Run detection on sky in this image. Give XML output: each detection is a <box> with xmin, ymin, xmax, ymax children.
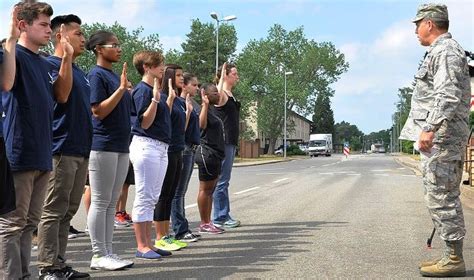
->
<box><xmin>0</xmin><ymin>0</ymin><xmax>472</xmax><ymax>133</ymax></box>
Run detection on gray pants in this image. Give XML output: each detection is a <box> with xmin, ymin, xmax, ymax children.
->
<box><xmin>422</xmin><ymin>151</ymin><xmax>466</xmax><ymax>241</ymax></box>
<box><xmin>0</xmin><ymin>170</ymin><xmax>50</xmax><ymax>279</ymax></box>
<box><xmin>87</xmin><ymin>151</ymin><xmax>129</xmax><ymax>256</ymax></box>
<box><xmin>37</xmin><ymin>155</ymin><xmax>88</xmax><ymax>270</ymax></box>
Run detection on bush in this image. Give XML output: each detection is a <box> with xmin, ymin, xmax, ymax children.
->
<box><xmin>287</xmin><ymin>144</ymin><xmax>306</xmax><ymax>156</ymax></box>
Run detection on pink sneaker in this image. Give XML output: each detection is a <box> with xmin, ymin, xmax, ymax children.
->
<box><xmin>199</xmin><ymin>223</ymin><xmax>225</xmax><ymax>234</ymax></box>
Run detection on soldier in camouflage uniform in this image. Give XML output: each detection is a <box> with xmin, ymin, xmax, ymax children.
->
<box><xmin>399</xmin><ymin>3</ymin><xmax>471</xmax><ymax>278</ymax></box>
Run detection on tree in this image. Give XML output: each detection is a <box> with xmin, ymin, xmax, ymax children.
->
<box><xmin>43</xmin><ymin>22</ymin><xmax>162</xmax><ymax>85</ymax></box>
<box><xmin>237</xmin><ymin>24</ymin><xmax>348</xmax><ymax>154</ymax></box>
<box><xmin>165</xmin><ymin>19</ymin><xmax>237</xmax><ymax>83</ymax></box>
<box><xmin>311</xmin><ymin>94</ymin><xmax>334</xmax><ymax>135</ymax></box>
<box><xmin>334</xmin><ymin>121</ymin><xmax>363</xmax><ymax>150</ymax></box>
<box><xmin>394</xmin><ymin>86</ymin><xmax>414</xmax><ymax>153</ymax></box>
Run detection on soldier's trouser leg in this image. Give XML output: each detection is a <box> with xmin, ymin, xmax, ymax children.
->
<box><xmin>419</xmin><ymin>154</ymin><xmax>466</xmax><ymax>277</ymax></box>
<box><xmin>421</xmin><ymin>155</ymin><xmax>465</xmax><ymax>241</ymax></box>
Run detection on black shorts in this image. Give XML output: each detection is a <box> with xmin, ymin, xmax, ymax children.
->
<box><xmin>124</xmin><ymin>160</ymin><xmax>135</xmax><ymax>185</ymax></box>
<box><xmin>195</xmin><ymin>146</ymin><xmax>222</xmax><ymax>181</ymax></box>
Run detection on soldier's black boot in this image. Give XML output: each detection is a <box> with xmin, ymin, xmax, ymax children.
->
<box><xmin>420</xmin><ymin>240</ymin><xmax>465</xmax><ymax>277</ymax></box>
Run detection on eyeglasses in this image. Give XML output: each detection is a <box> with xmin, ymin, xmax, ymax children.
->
<box><xmin>99</xmin><ymin>43</ymin><xmax>121</xmax><ymax>49</ymax></box>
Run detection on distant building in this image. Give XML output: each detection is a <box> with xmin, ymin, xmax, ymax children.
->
<box><xmin>244</xmin><ymin>104</ymin><xmax>312</xmax><ymax>154</ymax></box>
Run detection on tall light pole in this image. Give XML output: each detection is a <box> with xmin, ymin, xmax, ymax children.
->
<box><xmin>210</xmin><ymin>12</ymin><xmax>237</xmax><ymax>75</ymax></box>
<box><xmin>284</xmin><ymin>71</ymin><xmax>293</xmax><ymax>159</ymax></box>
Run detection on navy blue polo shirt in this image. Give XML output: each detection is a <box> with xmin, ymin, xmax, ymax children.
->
<box><xmin>2</xmin><ymin>44</ymin><xmax>54</xmax><ymax>171</ymax></box>
<box><xmin>131</xmin><ymin>81</ymin><xmax>171</xmax><ymax>143</ymax></box>
<box><xmin>48</xmin><ymin>56</ymin><xmax>92</xmax><ymax>158</ymax></box>
<box><xmin>88</xmin><ymin>65</ymin><xmax>131</xmax><ymax>153</ymax></box>
<box><xmin>169</xmin><ymin>94</ymin><xmax>186</xmax><ymax>152</ymax></box>
<box><xmin>180</xmin><ymin>97</ymin><xmax>200</xmax><ymax>145</ymax></box>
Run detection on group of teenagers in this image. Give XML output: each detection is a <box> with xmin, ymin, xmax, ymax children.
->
<box><xmin>0</xmin><ymin>2</ymin><xmax>242</xmax><ymax>279</ymax></box>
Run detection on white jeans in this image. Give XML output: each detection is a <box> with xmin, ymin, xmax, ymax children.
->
<box><xmin>87</xmin><ymin>151</ymin><xmax>129</xmax><ymax>256</ymax></box>
<box><xmin>129</xmin><ymin>136</ymin><xmax>168</xmax><ymax>223</ymax></box>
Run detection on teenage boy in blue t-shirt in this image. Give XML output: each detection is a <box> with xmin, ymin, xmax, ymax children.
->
<box><xmin>0</xmin><ymin>3</ymin><xmax>73</xmax><ymax>280</ymax></box>
<box><xmin>35</xmin><ymin>14</ymin><xmax>92</xmax><ymax>279</ymax></box>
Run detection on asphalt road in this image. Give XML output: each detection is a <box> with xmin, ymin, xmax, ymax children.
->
<box><xmin>31</xmin><ymin>154</ymin><xmax>474</xmax><ymax>279</ymax></box>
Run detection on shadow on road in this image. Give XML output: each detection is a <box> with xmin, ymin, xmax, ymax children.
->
<box><xmin>30</xmin><ymin>221</ymin><xmax>347</xmax><ymax>279</ymax></box>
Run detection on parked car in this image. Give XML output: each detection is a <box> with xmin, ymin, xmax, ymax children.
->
<box><xmin>274</xmin><ymin>144</ymin><xmax>288</xmax><ymax>155</ymax></box>
<box><xmin>298</xmin><ymin>144</ymin><xmax>309</xmax><ymax>155</ymax></box>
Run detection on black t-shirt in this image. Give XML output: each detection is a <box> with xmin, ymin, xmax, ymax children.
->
<box><xmin>200</xmin><ymin>106</ymin><xmax>225</xmax><ymax>159</ymax></box>
<box><xmin>215</xmin><ymin>93</ymin><xmax>240</xmax><ymax>146</ymax></box>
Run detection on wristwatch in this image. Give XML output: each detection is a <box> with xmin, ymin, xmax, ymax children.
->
<box><xmin>422</xmin><ymin>123</ymin><xmax>435</xmax><ymax>132</ymax></box>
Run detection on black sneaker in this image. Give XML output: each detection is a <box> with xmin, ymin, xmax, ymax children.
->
<box><xmin>177</xmin><ymin>232</ymin><xmax>199</xmax><ymax>242</ymax></box>
<box><xmin>39</xmin><ymin>269</ymin><xmax>66</xmax><ymax>280</ymax></box>
<box><xmin>61</xmin><ymin>266</ymin><xmax>90</xmax><ymax>279</ymax></box>
<box><xmin>68</xmin><ymin>226</ymin><xmax>86</xmax><ymax>239</ymax></box>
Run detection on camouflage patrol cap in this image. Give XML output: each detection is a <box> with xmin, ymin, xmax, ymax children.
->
<box><xmin>412</xmin><ymin>3</ymin><xmax>449</xmax><ymax>23</ymax></box>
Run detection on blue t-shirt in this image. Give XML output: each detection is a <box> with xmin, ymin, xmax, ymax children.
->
<box><xmin>131</xmin><ymin>81</ymin><xmax>171</xmax><ymax>143</ymax></box>
<box><xmin>169</xmin><ymin>93</ymin><xmax>186</xmax><ymax>152</ymax></box>
<box><xmin>181</xmin><ymin>97</ymin><xmax>200</xmax><ymax>145</ymax></box>
<box><xmin>88</xmin><ymin>65</ymin><xmax>131</xmax><ymax>153</ymax></box>
<box><xmin>48</xmin><ymin>56</ymin><xmax>93</xmax><ymax>158</ymax></box>
<box><xmin>0</xmin><ymin>48</ymin><xmax>3</xmax><ymax>138</ymax></box>
<box><xmin>2</xmin><ymin>44</ymin><xmax>54</xmax><ymax>171</ymax></box>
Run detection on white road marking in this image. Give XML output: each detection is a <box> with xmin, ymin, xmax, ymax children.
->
<box><xmin>273</xmin><ymin>178</ymin><xmax>289</xmax><ymax>183</ymax></box>
<box><xmin>253</xmin><ymin>168</ymin><xmax>285</xmax><ymax>172</ymax></box>
<box><xmin>375</xmin><ymin>174</ymin><xmax>389</xmax><ymax>176</ymax></box>
<box><xmin>397</xmin><ymin>167</ymin><xmax>406</xmax><ymax>170</ymax></box>
<box><xmin>347</xmin><ymin>173</ymin><xmax>361</xmax><ymax>176</ymax></box>
<box><xmin>371</xmin><ymin>169</ymin><xmax>391</xmax><ymax>172</ymax></box>
<box><xmin>184</xmin><ymin>203</ymin><xmax>197</xmax><ymax>209</ymax></box>
<box><xmin>256</xmin><ymin>172</ymin><xmax>285</xmax><ymax>175</ymax></box>
<box><xmin>319</xmin><ymin>172</ymin><xmax>334</xmax><ymax>175</ymax></box>
<box><xmin>234</xmin><ymin>187</ymin><xmax>260</xmax><ymax>195</ymax></box>
<box><xmin>402</xmin><ymin>175</ymin><xmax>416</xmax><ymax>177</ymax></box>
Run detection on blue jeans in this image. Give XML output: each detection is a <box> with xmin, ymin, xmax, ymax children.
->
<box><xmin>212</xmin><ymin>144</ymin><xmax>236</xmax><ymax>223</ymax></box>
<box><xmin>171</xmin><ymin>144</ymin><xmax>195</xmax><ymax>237</ymax></box>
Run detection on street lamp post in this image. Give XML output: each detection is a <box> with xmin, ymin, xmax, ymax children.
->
<box><xmin>284</xmin><ymin>71</ymin><xmax>293</xmax><ymax>159</ymax></box>
<box><xmin>210</xmin><ymin>12</ymin><xmax>237</xmax><ymax>75</ymax></box>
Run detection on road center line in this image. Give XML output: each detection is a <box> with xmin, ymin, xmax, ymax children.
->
<box><xmin>273</xmin><ymin>178</ymin><xmax>289</xmax><ymax>183</ymax></box>
<box><xmin>184</xmin><ymin>203</ymin><xmax>197</xmax><ymax>209</ymax></box>
<box><xmin>234</xmin><ymin>187</ymin><xmax>260</xmax><ymax>195</ymax></box>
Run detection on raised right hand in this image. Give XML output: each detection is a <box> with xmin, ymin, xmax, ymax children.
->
<box><xmin>9</xmin><ymin>6</ymin><xmax>20</xmax><ymax>40</ymax></box>
<box><xmin>168</xmin><ymin>78</ymin><xmax>176</xmax><ymax>99</ymax></box>
<box><xmin>119</xmin><ymin>62</ymin><xmax>128</xmax><ymax>91</ymax></box>
<box><xmin>201</xmin><ymin>89</ymin><xmax>209</xmax><ymax>106</ymax></box>
<box><xmin>152</xmin><ymin>77</ymin><xmax>160</xmax><ymax>102</ymax></box>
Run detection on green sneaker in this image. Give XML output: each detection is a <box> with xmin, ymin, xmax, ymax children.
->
<box><xmin>169</xmin><ymin>236</ymin><xmax>188</xmax><ymax>248</ymax></box>
<box><xmin>154</xmin><ymin>236</ymin><xmax>181</xmax><ymax>251</ymax></box>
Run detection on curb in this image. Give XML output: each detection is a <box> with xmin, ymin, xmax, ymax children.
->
<box><xmin>393</xmin><ymin>154</ymin><xmax>474</xmax><ymax>209</ymax></box>
<box><xmin>232</xmin><ymin>159</ymin><xmax>292</xmax><ymax>167</ymax></box>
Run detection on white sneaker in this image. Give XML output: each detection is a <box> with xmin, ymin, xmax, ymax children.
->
<box><xmin>90</xmin><ymin>255</ymin><xmax>128</xmax><ymax>271</ymax></box>
<box><xmin>109</xmin><ymin>254</ymin><xmax>134</xmax><ymax>268</ymax></box>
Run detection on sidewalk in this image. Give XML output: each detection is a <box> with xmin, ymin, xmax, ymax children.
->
<box><xmin>393</xmin><ymin>153</ymin><xmax>474</xmax><ymax>209</ymax></box>
<box><xmin>232</xmin><ymin>157</ymin><xmax>294</xmax><ymax>167</ymax></box>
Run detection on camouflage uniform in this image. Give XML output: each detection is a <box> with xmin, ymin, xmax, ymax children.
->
<box><xmin>400</xmin><ymin>32</ymin><xmax>471</xmax><ymax>241</ymax></box>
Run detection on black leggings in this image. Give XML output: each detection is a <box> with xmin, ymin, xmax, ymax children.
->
<box><xmin>0</xmin><ymin>137</ymin><xmax>15</xmax><ymax>215</ymax></box>
<box><xmin>154</xmin><ymin>150</ymin><xmax>183</xmax><ymax>221</ymax></box>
